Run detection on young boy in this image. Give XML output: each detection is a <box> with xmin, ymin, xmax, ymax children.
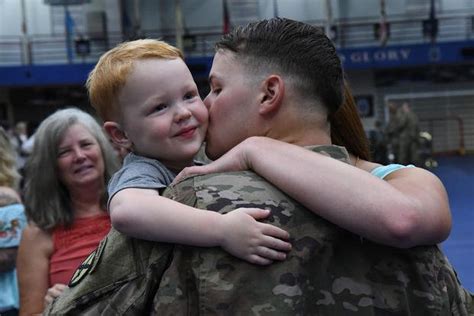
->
<box><xmin>87</xmin><ymin>39</ymin><xmax>291</xmax><ymax>265</ymax></box>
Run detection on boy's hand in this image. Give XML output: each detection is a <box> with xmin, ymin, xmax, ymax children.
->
<box><xmin>218</xmin><ymin>208</ymin><xmax>292</xmax><ymax>265</ymax></box>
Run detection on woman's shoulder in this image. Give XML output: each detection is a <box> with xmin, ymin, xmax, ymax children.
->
<box><xmin>22</xmin><ymin>222</ymin><xmax>52</xmax><ymax>246</ymax></box>
<box><xmin>19</xmin><ymin>222</ymin><xmax>54</xmax><ymax>261</ymax></box>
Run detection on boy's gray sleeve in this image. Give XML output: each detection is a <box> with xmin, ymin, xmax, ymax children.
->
<box><xmin>108</xmin><ymin>155</ymin><xmax>176</xmax><ymax>205</ymax></box>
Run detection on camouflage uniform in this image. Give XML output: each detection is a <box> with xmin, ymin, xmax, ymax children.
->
<box><xmin>386</xmin><ymin>108</ymin><xmax>420</xmax><ymax>165</ymax></box>
<box><xmin>45</xmin><ymin>145</ymin><xmax>473</xmax><ymax>315</ymax></box>
<box><xmin>397</xmin><ymin>109</ymin><xmax>420</xmax><ymax>165</ymax></box>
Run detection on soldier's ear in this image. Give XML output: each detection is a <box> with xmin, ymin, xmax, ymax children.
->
<box><xmin>259</xmin><ymin>75</ymin><xmax>284</xmax><ymax>115</ymax></box>
<box><xmin>103</xmin><ymin>121</ymin><xmax>132</xmax><ymax>150</ymax></box>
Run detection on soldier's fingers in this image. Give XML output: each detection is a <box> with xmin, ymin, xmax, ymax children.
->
<box><xmin>175</xmin><ymin>165</ymin><xmax>211</xmax><ymax>182</ymax></box>
<box><xmin>256</xmin><ymin>246</ymin><xmax>287</xmax><ymax>261</ymax></box>
<box><xmin>261</xmin><ymin>223</ymin><xmax>290</xmax><ymax>240</ymax></box>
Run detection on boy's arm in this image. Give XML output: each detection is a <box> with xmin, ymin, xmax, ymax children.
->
<box><xmin>110</xmin><ymin>188</ymin><xmax>291</xmax><ymax>265</ymax></box>
<box><xmin>175</xmin><ymin>136</ymin><xmax>451</xmax><ymax>248</ymax></box>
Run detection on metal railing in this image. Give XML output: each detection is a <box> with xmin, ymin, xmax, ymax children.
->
<box><xmin>1</xmin><ymin>14</ymin><xmax>474</xmax><ymax>66</ymax></box>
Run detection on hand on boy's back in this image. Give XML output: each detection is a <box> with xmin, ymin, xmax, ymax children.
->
<box><xmin>174</xmin><ymin>140</ymin><xmax>252</xmax><ymax>184</ymax></box>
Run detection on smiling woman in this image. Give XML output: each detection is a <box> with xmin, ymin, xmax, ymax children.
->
<box><xmin>16</xmin><ymin>108</ymin><xmax>120</xmax><ymax>315</ymax></box>
<box><xmin>56</xmin><ymin>124</ymin><xmax>105</xmax><ymax>190</ymax></box>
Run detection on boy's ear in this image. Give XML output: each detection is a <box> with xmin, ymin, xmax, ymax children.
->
<box><xmin>259</xmin><ymin>75</ymin><xmax>284</xmax><ymax>115</ymax></box>
<box><xmin>103</xmin><ymin>121</ymin><xmax>132</xmax><ymax>150</ymax></box>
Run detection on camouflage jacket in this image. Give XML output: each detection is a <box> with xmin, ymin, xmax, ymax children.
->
<box><xmin>45</xmin><ymin>145</ymin><xmax>473</xmax><ymax>315</ymax></box>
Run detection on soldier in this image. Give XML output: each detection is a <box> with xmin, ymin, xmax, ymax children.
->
<box><xmin>397</xmin><ymin>102</ymin><xmax>420</xmax><ymax>165</ymax></box>
<box><xmin>385</xmin><ymin>102</ymin><xmax>420</xmax><ymax>165</ymax></box>
<box><xmin>46</xmin><ymin>18</ymin><xmax>472</xmax><ymax>314</ymax></box>
<box><xmin>385</xmin><ymin>101</ymin><xmax>401</xmax><ymax>162</ymax></box>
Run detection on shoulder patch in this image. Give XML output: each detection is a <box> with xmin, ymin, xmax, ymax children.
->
<box><xmin>68</xmin><ymin>236</ymin><xmax>108</xmax><ymax>287</ymax></box>
<box><xmin>69</xmin><ymin>249</ymin><xmax>96</xmax><ymax>287</ymax></box>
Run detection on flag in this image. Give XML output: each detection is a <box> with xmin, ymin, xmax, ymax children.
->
<box><xmin>324</xmin><ymin>0</ymin><xmax>336</xmax><ymax>41</ymax></box>
<box><xmin>65</xmin><ymin>9</ymin><xmax>75</xmax><ymax>36</ymax></box>
<box><xmin>377</xmin><ymin>0</ymin><xmax>389</xmax><ymax>46</ymax></box>
<box><xmin>120</xmin><ymin>0</ymin><xmax>133</xmax><ymax>39</ymax></box>
<box><xmin>65</xmin><ymin>9</ymin><xmax>75</xmax><ymax>62</ymax></box>
<box><xmin>423</xmin><ymin>0</ymin><xmax>438</xmax><ymax>43</ymax></box>
<box><xmin>273</xmin><ymin>0</ymin><xmax>279</xmax><ymax>18</ymax></box>
<box><xmin>223</xmin><ymin>0</ymin><xmax>230</xmax><ymax>34</ymax></box>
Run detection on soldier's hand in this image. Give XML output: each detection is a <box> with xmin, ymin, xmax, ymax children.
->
<box><xmin>44</xmin><ymin>283</ymin><xmax>67</xmax><ymax>306</ymax></box>
<box><xmin>173</xmin><ymin>140</ymin><xmax>252</xmax><ymax>184</ymax></box>
<box><xmin>219</xmin><ymin>208</ymin><xmax>292</xmax><ymax>265</ymax></box>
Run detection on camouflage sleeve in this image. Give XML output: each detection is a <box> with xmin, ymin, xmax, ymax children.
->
<box><xmin>45</xmin><ymin>229</ymin><xmax>175</xmax><ymax>314</ymax></box>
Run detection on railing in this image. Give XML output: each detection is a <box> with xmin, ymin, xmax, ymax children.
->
<box><xmin>1</xmin><ymin>14</ymin><xmax>474</xmax><ymax>66</ymax></box>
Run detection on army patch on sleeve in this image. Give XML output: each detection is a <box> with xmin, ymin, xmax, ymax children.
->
<box><xmin>68</xmin><ymin>236</ymin><xmax>107</xmax><ymax>287</ymax></box>
<box><xmin>69</xmin><ymin>249</ymin><xmax>96</xmax><ymax>287</ymax></box>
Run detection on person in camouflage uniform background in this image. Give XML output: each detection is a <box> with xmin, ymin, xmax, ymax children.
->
<box><xmin>396</xmin><ymin>102</ymin><xmax>420</xmax><ymax>165</ymax></box>
<box><xmin>385</xmin><ymin>102</ymin><xmax>420</xmax><ymax>165</ymax></box>
<box><xmin>46</xmin><ymin>18</ymin><xmax>473</xmax><ymax>314</ymax></box>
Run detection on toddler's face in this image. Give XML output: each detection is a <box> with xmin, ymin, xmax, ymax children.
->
<box><xmin>117</xmin><ymin>58</ymin><xmax>208</xmax><ymax>170</ymax></box>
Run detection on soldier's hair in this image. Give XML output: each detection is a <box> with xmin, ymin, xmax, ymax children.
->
<box><xmin>24</xmin><ymin>108</ymin><xmax>120</xmax><ymax>230</ymax></box>
<box><xmin>215</xmin><ymin>17</ymin><xmax>344</xmax><ymax>115</ymax></box>
<box><xmin>87</xmin><ymin>39</ymin><xmax>183</xmax><ymax>121</ymax></box>
<box><xmin>0</xmin><ymin>126</ymin><xmax>20</xmax><ymax>190</ymax></box>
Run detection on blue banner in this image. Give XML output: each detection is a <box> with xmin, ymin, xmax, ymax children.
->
<box><xmin>2</xmin><ymin>40</ymin><xmax>474</xmax><ymax>86</ymax></box>
<box><xmin>339</xmin><ymin>40</ymin><xmax>474</xmax><ymax>70</ymax></box>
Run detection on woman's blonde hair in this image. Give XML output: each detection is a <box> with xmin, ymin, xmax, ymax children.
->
<box><xmin>0</xmin><ymin>126</ymin><xmax>20</xmax><ymax>189</ymax></box>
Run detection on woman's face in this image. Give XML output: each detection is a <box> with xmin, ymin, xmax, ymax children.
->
<box><xmin>56</xmin><ymin>123</ymin><xmax>105</xmax><ymax>190</ymax></box>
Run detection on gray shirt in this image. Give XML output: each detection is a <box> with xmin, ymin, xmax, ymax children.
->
<box><xmin>107</xmin><ymin>153</ymin><xmax>176</xmax><ymax>206</ymax></box>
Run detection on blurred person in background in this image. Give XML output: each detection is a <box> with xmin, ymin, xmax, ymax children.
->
<box><xmin>368</xmin><ymin>119</ymin><xmax>389</xmax><ymax>164</ymax></box>
<box><xmin>0</xmin><ymin>127</ymin><xmax>21</xmax><ymax>193</ymax></box>
<box><xmin>385</xmin><ymin>101</ymin><xmax>420</xmax><ymax>165</ymax></box>
<box><xmin>397</xmin><ymin>102</ymin><xmax>420</xmax><ymax>165</ymax></box>
<box><xmin>9</xmin><ymin>122</ymin><xmax>29</xmax><ymax>173</ymax></box>
<box><xmin>0</xmin><ymin>126</ymin><xmax>27</xmax><ymax>316</ymax></box>
<box><xmin>16</xmin><ymin>108</ymin><xmax>119</xmax><ymax>315</ymax></box>
<box><xmin>385</xmin><ymin>101</ymin><xmax>401</xmax><ymax>163</ymax></box>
